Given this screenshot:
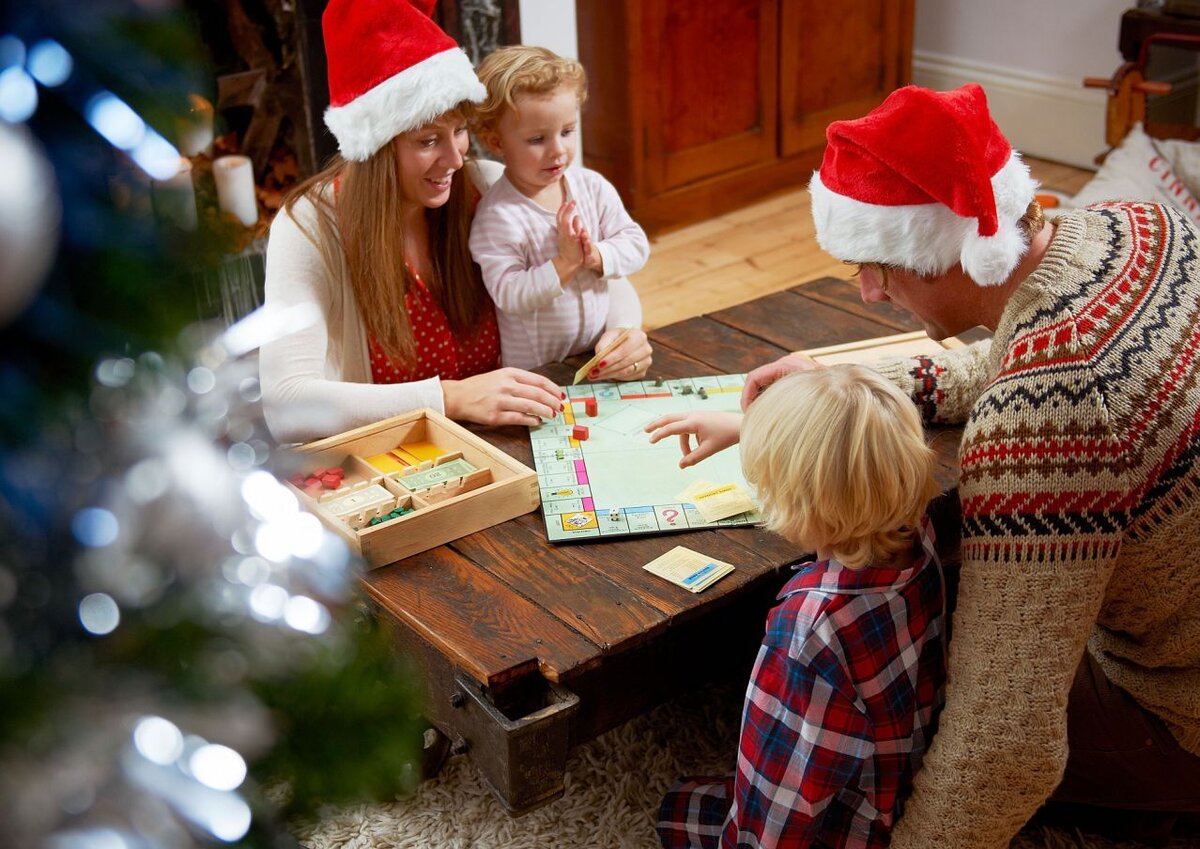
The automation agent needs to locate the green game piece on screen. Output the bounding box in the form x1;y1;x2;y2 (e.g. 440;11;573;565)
680;385;694;395
368;516;383;526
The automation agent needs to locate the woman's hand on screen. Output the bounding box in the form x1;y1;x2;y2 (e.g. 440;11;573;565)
740;353;823;410
589;326;653;382
645;411;743;468
442;368;565;427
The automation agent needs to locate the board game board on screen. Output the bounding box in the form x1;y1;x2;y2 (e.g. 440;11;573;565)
528;374;763;542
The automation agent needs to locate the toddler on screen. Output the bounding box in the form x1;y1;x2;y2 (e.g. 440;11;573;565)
647;365;947;849
469;45;650;371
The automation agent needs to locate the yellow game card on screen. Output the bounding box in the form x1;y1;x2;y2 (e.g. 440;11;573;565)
689;482;758;523
642;546;735;593
573;327;633;385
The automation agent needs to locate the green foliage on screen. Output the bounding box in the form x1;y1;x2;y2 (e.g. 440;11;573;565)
252;612;425;818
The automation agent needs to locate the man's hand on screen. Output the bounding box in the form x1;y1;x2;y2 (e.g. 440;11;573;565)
740;353;823;410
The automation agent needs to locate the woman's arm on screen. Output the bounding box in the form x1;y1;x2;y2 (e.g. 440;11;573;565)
259;200;444;443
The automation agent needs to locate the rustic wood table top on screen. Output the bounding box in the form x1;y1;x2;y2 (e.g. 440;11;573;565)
361;276;966;719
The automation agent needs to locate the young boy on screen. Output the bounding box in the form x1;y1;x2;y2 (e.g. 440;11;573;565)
469;45;650;371
647;365;947;849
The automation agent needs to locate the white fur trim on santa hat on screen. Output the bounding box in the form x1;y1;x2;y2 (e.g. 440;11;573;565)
809;153;1038;286
324;47;485;162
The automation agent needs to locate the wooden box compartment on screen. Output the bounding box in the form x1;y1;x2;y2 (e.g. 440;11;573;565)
288;408;540;568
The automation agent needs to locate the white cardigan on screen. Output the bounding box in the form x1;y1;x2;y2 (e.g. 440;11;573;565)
259;161;643;443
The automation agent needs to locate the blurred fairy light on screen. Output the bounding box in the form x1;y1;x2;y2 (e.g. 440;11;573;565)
124;458;169;504
96;357;136;388
0;34;24;68
232;555;270;586
285;594;331;635
133;716;184;766
185;366;215;395
124;745;252;843
0;65;37;123
248;583;287;621
84;90;181;180
78;592;120;635
46;827;138;849
189;744;246;792
241;470;298;522
84;92;144;149
27;39;72;87
72;508;119;547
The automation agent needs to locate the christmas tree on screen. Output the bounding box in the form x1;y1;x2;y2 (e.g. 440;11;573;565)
0;3;423;846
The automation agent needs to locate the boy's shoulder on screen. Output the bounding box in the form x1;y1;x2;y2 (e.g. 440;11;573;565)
764;563;845;651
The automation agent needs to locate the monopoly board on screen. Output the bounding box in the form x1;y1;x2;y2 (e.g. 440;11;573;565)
528;374;763;542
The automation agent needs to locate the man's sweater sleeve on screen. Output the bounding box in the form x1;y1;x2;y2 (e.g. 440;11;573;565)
888;376;1126;848
870;340;994;425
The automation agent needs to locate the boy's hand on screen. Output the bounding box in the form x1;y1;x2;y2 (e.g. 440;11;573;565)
579;228;604;274
645;411;743;468
552;199;585;283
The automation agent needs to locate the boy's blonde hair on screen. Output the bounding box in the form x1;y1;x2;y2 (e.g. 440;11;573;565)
472;45;587;135
740;365;937;569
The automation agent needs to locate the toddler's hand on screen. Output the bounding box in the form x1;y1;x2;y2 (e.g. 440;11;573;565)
553;200;585;282
645;411;743;468
579;229;604;274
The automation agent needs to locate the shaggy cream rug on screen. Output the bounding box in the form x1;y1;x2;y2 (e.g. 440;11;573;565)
294;680;1194;849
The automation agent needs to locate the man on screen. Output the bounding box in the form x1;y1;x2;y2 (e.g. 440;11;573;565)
743;83;1200;848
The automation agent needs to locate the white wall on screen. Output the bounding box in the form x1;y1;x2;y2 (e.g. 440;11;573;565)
521;1;1134;169
913;0;1130;168
517;0;583;163
517;0;578;59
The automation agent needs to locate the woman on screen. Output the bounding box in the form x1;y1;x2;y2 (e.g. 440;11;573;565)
259;0;651;443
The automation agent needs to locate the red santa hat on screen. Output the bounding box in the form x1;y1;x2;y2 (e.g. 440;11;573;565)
322;0;486;162
808;84;1038;286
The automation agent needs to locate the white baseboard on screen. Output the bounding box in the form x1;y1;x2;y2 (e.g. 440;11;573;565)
913;51;1106;170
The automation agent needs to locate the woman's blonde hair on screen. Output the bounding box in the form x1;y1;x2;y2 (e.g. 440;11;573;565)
472;45;587;136
281;105;487;365
740;365;937;569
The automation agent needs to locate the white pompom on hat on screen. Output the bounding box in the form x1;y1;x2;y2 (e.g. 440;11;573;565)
808;84;1038;286
322;0;486;162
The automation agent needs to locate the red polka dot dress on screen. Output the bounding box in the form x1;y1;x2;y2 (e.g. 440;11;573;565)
368;268;501;384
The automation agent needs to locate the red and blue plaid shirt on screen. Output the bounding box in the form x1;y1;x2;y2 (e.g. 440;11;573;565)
658;519;946;849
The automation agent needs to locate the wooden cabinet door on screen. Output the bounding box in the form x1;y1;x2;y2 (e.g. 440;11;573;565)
778;0;914;158
641;0;780;193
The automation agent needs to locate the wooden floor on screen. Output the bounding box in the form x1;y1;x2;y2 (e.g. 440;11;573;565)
636;157;1095;329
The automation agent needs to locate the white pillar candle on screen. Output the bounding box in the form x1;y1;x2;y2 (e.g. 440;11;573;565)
213;155;258;228
151;156;198;231
178;94;214;157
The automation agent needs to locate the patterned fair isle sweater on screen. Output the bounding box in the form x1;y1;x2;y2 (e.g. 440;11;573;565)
870;202;1200;849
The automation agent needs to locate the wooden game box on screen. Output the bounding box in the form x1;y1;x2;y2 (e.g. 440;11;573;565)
287;408;540;568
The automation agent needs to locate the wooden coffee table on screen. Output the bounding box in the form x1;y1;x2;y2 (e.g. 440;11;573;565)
361;277;969;814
